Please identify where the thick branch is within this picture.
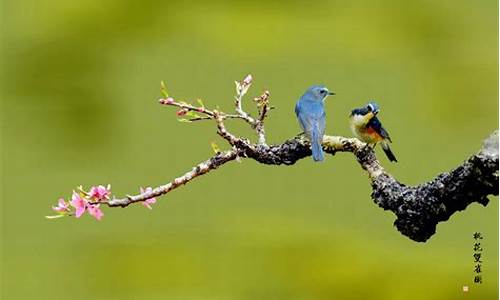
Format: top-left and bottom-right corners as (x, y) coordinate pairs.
(370, 131), (499, 242)
(92, 76), (498, 243)
(221, 131), (498, 242)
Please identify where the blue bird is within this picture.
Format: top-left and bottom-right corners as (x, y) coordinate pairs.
(295, 85), (335, 162)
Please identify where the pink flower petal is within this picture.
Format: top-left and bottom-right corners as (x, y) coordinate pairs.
(70, 191), (87, 218)
(140, 187), (157, 209)
(243, 74), (253, 85)
(75, 206), (86, 218)
(58, 198), (67, 207)
(143, 198), (157, 209)
(89, 185), (111, 201)
(176, 109), (187, 116)
(52, 198), (69, 212)
(87, 204), (104, 220)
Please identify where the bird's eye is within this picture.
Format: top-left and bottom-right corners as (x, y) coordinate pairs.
(320, 89), (326, 94)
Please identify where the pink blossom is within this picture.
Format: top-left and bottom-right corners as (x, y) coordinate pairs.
(236, 74), (253, 95)
(242, 74), (253, 85)
(70, 191), (87, 218)
(87, 204), (104, 221)
(52, 198), (69, 213)
(89, 184), (111, 201)
(159, 97), (174, 105)
(140, 187), (157, 209)
(176, 109), (188, 116)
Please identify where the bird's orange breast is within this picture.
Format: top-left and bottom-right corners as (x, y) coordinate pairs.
(365, 127), (384, 142)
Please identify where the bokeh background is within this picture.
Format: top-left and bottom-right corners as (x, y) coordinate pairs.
(2, 0), (498, 299)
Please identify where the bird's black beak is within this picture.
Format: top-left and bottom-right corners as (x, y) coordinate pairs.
(328, 92), (335, 95)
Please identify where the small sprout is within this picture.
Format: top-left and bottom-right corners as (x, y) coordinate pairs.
(45, 214), (66, 219)
(242, 74), (253, 85)
(197, 98), (205, 108)
(185, 111), (201, 119)
(160, 81), (169, 98)
(235, 81), (241, 95)
(254, 90), (270, 107)
(235, 74), (253, 96)
(211, 142), (221, 154)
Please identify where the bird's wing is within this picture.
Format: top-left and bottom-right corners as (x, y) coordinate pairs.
(296, 101), (324, 129)
(318, 110), (326, 137)
(368, 117), (392, 142)
(294, 101), (301, 117)
(297, 110), (312, 133)
(295, 101), (309, 132)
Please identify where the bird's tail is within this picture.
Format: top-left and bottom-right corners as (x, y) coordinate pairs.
(381, 141), (397, 162)
(311, 130), (324, 162)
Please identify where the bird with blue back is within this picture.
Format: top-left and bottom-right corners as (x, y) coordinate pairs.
(295, 85), (335, 162)
(349, 101), (397, 162)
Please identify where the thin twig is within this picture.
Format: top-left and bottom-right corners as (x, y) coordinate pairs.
(106, 149), (240, 207)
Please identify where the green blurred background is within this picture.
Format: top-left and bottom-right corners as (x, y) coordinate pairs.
(2, 0), (498, 299)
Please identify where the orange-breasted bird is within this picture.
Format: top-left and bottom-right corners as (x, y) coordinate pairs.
(349, 102), (397, 162)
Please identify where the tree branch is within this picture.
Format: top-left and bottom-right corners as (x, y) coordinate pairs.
(54, 75), (498, 242)
(370, 131), (498, 242)
(107, 149), (240, 207)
